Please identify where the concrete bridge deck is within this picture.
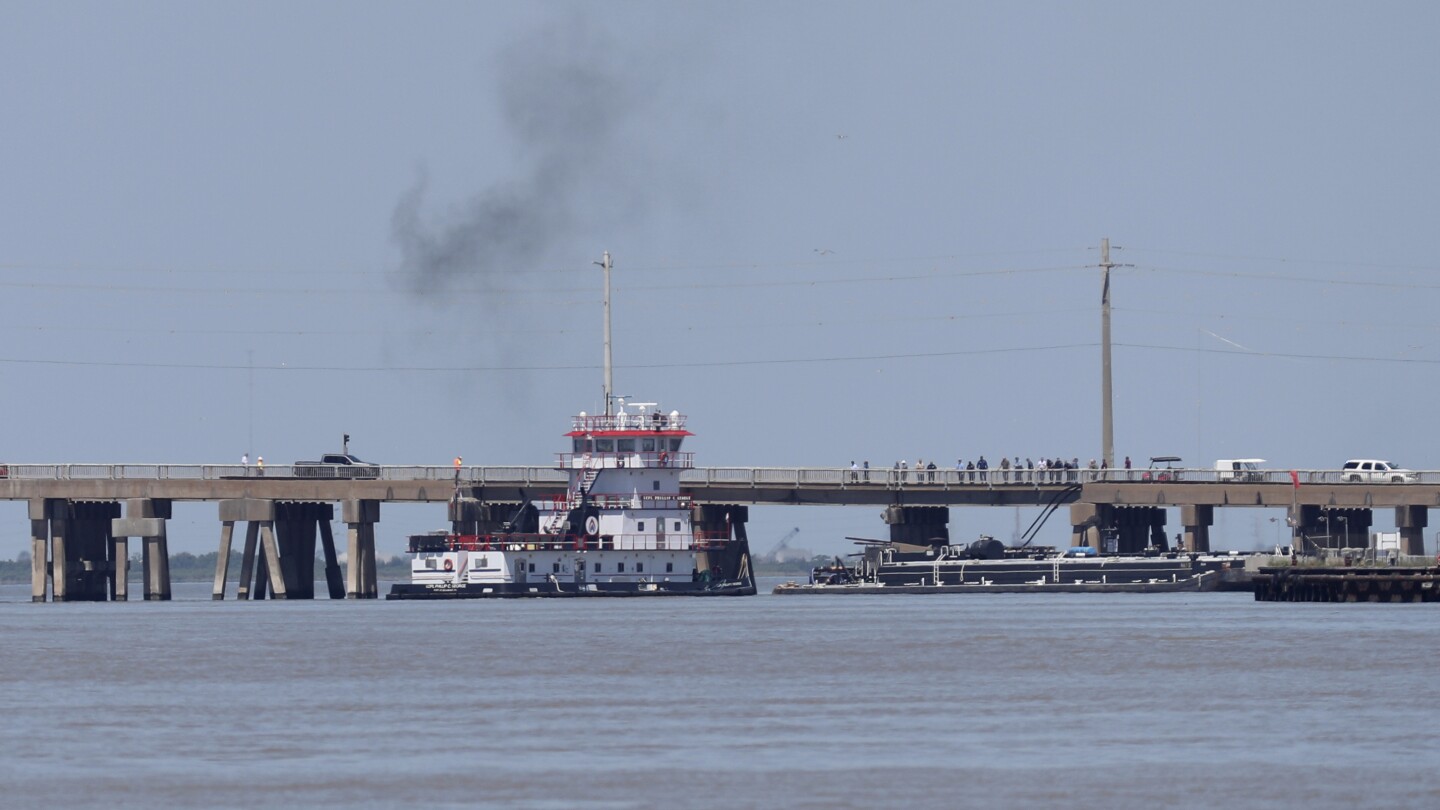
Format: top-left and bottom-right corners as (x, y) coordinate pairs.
(4, 464), (1440, 508)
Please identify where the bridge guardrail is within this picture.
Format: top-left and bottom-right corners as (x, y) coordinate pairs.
(3, 465), (1440, 487)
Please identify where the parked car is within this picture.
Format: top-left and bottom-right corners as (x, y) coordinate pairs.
(1340, 459), (1415, 484)
(293, 453), (380, 479)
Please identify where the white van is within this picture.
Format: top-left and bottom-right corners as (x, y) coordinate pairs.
(1216, 459), (1265, 483)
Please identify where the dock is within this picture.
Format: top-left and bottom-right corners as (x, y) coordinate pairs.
(1252, 565), (1440, 602)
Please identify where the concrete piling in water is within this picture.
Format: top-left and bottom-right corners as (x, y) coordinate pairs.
(112, 499), (171, 601)
(1181, 504), (1213, 553)
(29, 499), (50, 602)
(343, 499), (380, 599)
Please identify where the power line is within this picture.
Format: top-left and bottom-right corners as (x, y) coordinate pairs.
(0, 343), (1098, 373)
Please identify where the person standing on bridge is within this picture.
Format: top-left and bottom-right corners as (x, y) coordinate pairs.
(977, 456), (988, 483)
(863, 460), (870, 482)
(242, 453), (249, 477)
(850, 460), (859, 482)
(454, 455), (463, 483)
(257, 456), (264, 476)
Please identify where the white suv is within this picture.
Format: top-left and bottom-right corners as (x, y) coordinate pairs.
(1340, 459), (1416, 483)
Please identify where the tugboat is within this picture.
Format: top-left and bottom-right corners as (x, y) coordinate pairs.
(386, 401), (756, 599)
(387, 252), (755, 599)
(774, 535), (1250, 594)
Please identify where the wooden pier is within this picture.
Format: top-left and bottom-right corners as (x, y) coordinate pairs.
(1253, 565), (1440, 602)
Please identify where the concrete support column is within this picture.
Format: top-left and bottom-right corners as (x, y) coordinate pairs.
(143, 527), (171, 601)
(51, 510), (70, 602)
(1395, 506), (1428, 556)
(1180, 504), (1213, 554)
(344, 499), (380, 599)
(259, 521), (288, 599)
(113, 499), (171, 601)
(213, 521), (235, 600)
(112, 537), (128, 601)
(29, 499), (50, 603)
(236, 522), (261, 600)
(318, 519), (345, 600)
(1068, 502), (1115, 549)
(221, 500), (274, 601)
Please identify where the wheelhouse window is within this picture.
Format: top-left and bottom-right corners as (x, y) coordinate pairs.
(669, 438), (684, 451)
(617, 438), (636, 453)
(642, 438), (656, 452)
(595, 438), (615, 452)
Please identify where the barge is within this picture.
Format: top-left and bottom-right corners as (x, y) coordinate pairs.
(774, 536), (1251, 595)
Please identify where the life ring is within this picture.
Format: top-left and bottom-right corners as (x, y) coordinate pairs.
(659, 451), (669, 466)
(443, 559), (454, 572)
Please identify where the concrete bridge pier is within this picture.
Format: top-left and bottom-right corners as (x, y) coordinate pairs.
(344, 499), (380, 599)
(1181, 505), (1213, 553)
(448, 498), (520, 536)
(692, 504), (753, 582)
(883, 506), (950, 546)
(1291, 506), (1373, 552)
(1069, 502), (1109, 549)
(221, 499), (286, 601)
(112, 499), (172, 601)
(31, 499), (124, 602)
(273, 502), (344, 600)
(1074, 504), (1166, 552)
(29, 499), (53, 602)
(1395, 506), (1427, 555)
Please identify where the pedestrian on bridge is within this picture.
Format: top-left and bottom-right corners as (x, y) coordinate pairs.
(977, 456), (988, 483)
(257, 456), (264, 476)
(454, 456), (463, 483)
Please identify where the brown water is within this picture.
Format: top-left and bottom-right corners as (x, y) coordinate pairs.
(2, 579), (1437, 808)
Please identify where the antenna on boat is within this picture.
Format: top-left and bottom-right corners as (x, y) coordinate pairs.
(594, 250), (614, 416)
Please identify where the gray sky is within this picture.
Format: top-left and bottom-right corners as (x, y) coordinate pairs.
(4, 1), (1439, 556)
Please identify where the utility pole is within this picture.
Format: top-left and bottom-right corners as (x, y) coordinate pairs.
(594, 251), (614, 415)
(1099, 238), (1128, 470)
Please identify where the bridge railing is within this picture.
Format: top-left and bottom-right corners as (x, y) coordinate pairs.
(4, 464), (1440, 487)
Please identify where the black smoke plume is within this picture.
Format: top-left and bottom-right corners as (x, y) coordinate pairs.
(393, 19), (649, 293)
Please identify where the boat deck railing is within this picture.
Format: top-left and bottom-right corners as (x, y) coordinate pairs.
(408, 530), (733, 553)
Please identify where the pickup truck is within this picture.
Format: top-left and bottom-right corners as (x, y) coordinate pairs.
(293, 453), (380, 479)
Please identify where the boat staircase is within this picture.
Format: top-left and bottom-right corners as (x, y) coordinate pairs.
(543, 467), (602, 534)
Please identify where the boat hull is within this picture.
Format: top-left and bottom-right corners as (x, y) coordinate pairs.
(386, 580), (755, 599)
(774, 572), (1218, 595)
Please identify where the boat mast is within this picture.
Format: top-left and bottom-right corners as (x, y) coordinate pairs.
(595, 250), (614, 416)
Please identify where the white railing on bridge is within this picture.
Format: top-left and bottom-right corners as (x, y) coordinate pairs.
(4, 465), (1440, 487)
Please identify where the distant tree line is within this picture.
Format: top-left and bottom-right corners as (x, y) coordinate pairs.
(0, 551), (410, 584)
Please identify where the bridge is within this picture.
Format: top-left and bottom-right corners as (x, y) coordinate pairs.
(4, 463), (1434, 602)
